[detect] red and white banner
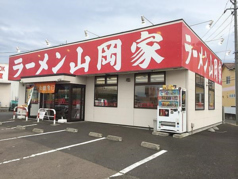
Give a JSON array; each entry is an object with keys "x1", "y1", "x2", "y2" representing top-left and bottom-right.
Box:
[{"x1": 8, "y1": 20, "x2": 222, "y2": 85}]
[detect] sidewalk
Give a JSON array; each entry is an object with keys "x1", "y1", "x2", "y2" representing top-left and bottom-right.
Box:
[
  {"x1": 0, "y1": 107, "x2": 9, "y2": 112},
  {"x1": 224, "y1": 118, "x2": 237, "y2": 126}
]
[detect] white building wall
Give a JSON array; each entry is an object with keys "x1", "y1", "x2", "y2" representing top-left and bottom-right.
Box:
[
  {"x1": 0, "y1": 84, "x2": 11, "y2": 107},
  {"x1": 166, "y1": 70, "x2": 186, "y2": 88},
  {"x1": 186, "y1": 71, "x2": 222, "y2": 132},
  {"x1": 85, "y1": 69, "x2": 222, "y2": 131},
  {"x1": 13, "y1": 69, "x2": 222, "y2": 131},
  {"x1": 10, "y1": 81, "x2": 19, "y2": 101},
  {"x1": 85, "y1": 76, "x2": 94, "y2": 121},
  {"x1": 85, "y1": 70, "x2": 188, "y2": 128},
  {"x1": 18, "y1": 83, "x2": 26, "y2": 106},
  {"x1": 0, "y1": 63, "x2": 19, "y2": 107},
  {"x1": 85, "y1": 74, "x2": 134, "y2": 126}
]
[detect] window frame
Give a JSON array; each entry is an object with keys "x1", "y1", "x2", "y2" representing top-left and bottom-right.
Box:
[
  {"x1": 195, "y1": 73, "x2": 205, "y2": 110},
  {"x1": 226, "y1": 76, "x2": 230, "y2": 84},
  {"x1": 134, "y1": 72, "x2": 166, "y2": 109},
  {"x1": 208, "y1": 80, "x2": 215, "y2": 110},
  {"x1": 94, "y1": 75, "x2": 118, "y2": 107}
]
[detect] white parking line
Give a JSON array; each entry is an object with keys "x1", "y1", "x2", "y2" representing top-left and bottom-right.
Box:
[
  {"x1": 0, "y1": 137, "x2": 106, "y2": 165},
  {"x1": 109, "y1": 150, "x2": 167, "y2": 178},
  {"x1": 10, "y1": 124, "x2": 38, "y2": 129},
  {"x1": 0, "y1": 129, "x2": 66, "y2": 142},
  {"x1": 0, "y1": 121, "x2": 14, "y2": 123},
  {"x1": 0, "y1": 124, "x2": 37, "y2": 131}
]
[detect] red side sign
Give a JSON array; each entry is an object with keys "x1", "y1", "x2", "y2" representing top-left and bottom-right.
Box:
[{"x1": 182, "y1": 23, "x2": 222, "y2": 85}]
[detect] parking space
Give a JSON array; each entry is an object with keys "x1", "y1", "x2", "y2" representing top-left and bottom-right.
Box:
[
  {"x1": 0, "y1": 112, "x2": 238, "y2": 179},
  {"x1": 0, "y1": 114, "x2": 167, "y2": 178},
  {"x1": 0, "y1": 149, "x2": 116, "y2": 179}
]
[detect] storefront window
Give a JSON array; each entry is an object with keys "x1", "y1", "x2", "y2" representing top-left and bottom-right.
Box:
[
  {"x1": 96, "y1": 77, "x2": 105, "y2": 84},
  {"x1": 195, "y1": 74, "x2": 204, "y2": 110},
  {"x1": 208, "y1": 80, "x2": 215, "y2": 110},
  {"x1": 134, "y1": 72, "x2": 165, "y2": 109},
  {"x1": 135, "y1": 74, "x2": 148, "y2": 83},
  {"x1": 94, "y1": 76, "x2": 118, "y2": 107}
]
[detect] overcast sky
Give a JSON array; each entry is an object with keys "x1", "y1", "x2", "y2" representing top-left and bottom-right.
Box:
[{"x1": 0, "y1": 0, "x2": 235, "y2": 64}]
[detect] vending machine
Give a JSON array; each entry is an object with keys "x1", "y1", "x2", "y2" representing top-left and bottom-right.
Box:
[{"x1": 157, "y1": 85, "x2": 186, "y2": 133}]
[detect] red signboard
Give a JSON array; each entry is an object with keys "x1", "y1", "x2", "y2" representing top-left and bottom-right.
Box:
[
  {"x1": 8, "y1": 21, "x2": 183, "y2": 80},
  {"x1": 8, "y1": 20, "x2": 222, "y2": 85}
]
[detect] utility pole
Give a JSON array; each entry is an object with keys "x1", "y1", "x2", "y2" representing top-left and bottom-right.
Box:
[
  {"x1": 225, "y1": 0, "x2": 238, "y2": 125},
  {"x1": 233, "y1": 0, "x2": 238, "y2": 125}
]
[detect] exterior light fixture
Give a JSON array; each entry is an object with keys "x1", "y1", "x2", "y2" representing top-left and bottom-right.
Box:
[
  {"x1": 190, "y1": 20, "x2": 213, "y2": 28},
  {"x1": 84, "y1": 30, "x2": 100, "y2": 39},
  {"x1": 16, "y1": 47, "x2": 20, "y2": 53},
  {"x1": 215, "y1": 50, "x2": 231, "y2": 56},
  {"x1": 205, "y1": 37, "x2": 224, "y2": 45},
  {"x1": 218, "y1": 38, "x2": 224, "y2": 45},
  {"x1": 226, "y1": 50, "x2": 231, "y2": 56},
  {"x1": 206, "y1": 20, "x2": 214, "y2": 29},
  {"x1": 141, "y1": 15, "x2": 154, "y2": 25},
  {"x1": 141, "y1": 16, "x2": 146, "y2": 24},
  {"x1": 45, "y1": 39, "x2": 50, "y2": 46},
  {"x1": 20, "y1": 79, "x2": 24, "y2": 86}
]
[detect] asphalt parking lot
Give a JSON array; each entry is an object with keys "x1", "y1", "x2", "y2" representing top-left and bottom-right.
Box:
[{"x1": 0, "y1": 112, "x2": 238, "y2": 179}]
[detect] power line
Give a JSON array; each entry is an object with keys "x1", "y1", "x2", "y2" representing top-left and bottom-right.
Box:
[
  {"x1": 0, "y1": 52, "x2": 16, "y2": 54},
  {"x1": 224, "y1": 0, "x2": 230, "y2": 10},
  {"x1": 202, "y1": 2, "x2": 232, "y2": 39},
  {"x1": 209, "y1": 17, "x2": 234, "y2": 41},
  {"x1": 202, "y1": 13, "x2": 225, "y2": 38},
  {"x1": 205, "y1": 13, "x2": 233, "y2": 40},
  {"x1": 223, "y1": 15, "x2": 234, "y2": 61}
]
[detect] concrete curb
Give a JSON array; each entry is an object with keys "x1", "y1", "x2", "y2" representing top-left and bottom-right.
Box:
[
  {"x1": 208, "y1": 128, "x2": 216, "y2": 132},
  {"x1": 50, "y1": 124, "x2": 60, "y2": 126},
  {"x1": 66, "y1": 128, "x2": 78, "y2": 133},
  {"x1": 32, "y1": 128, "x2": 44, "y2": 133},
  {"x1": 141, "y1": 141, "x2": 160, "y2": 151},
  {"x1": 106, "y1": 135, "x2": 122, "y2": 142},
  {"x1": 0, "y1": 122, "x2": 2, "y2": 125},
  {"x1": 89, "y1": 132, "x2": 103, "y2": 138},
  {"x1": 152, "y1": 131, "x2": 169, "y2": 136},
  {"x1": 16, "y1": 125, "x2": 26, "y2": 130},
  {"x1": 188, "y1": 122, "x2": 222, "y2": 135},
  {"x1": 213, "y1": 126, "x2": 219, "y2": 131},
  {"x1": 173, "y1": 133, "x2": 190, "y2": 139}
]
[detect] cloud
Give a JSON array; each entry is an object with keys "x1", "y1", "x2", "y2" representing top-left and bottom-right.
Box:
[{"x1": 0, "y1": 0, "x2": 235, "y2": 63}]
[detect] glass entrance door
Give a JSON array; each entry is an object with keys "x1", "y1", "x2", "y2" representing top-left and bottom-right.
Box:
[
  {"x1": 71, "y1": 85, "x2": 85, "y2": 121},
  {"x1": 39, "y1": 84, "x2": 85, "y2": 121},
  {"x1": 54, "y1": 84, "x2": 70, "y2": 120}
]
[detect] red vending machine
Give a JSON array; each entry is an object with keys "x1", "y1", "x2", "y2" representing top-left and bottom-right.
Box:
[{"x1": 157, "y1": 85, "x2": 186, "y2": 133}]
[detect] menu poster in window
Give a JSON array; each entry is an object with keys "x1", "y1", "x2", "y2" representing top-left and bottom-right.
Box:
[{"x1": 26, "y1": 86, "x2": 34, "y2": 106}]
